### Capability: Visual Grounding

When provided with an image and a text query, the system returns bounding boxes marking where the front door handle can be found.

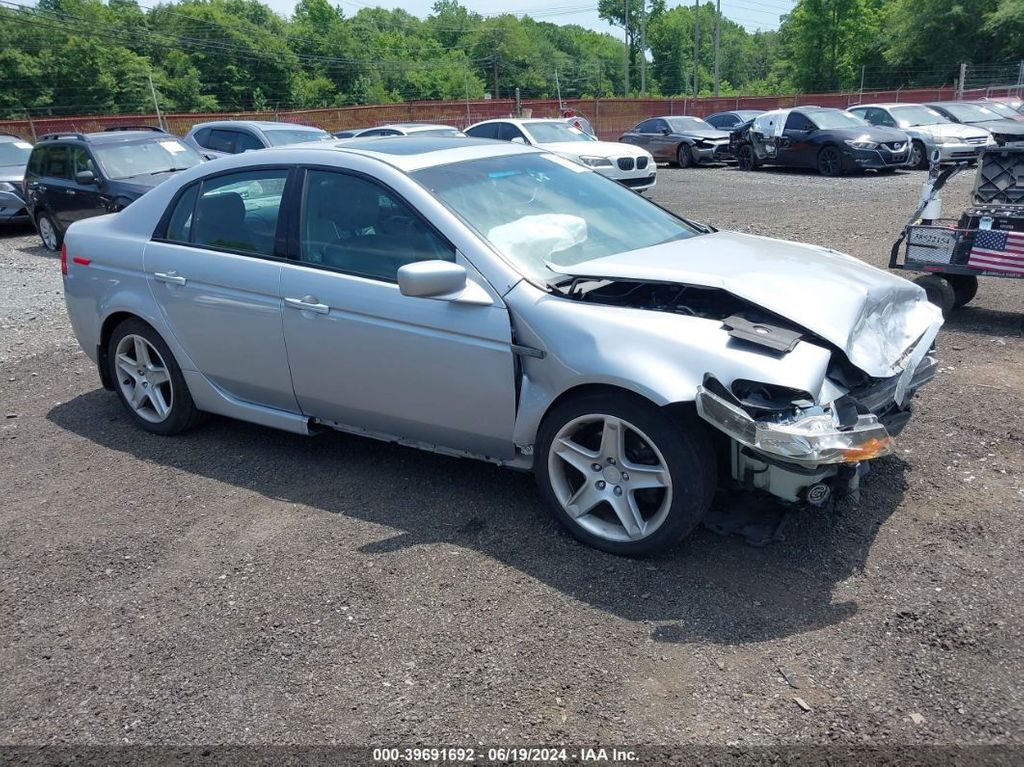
[154,271,187,286]
[284,296,330,315]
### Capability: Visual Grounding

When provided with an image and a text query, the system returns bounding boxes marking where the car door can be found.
[648,119,678,161]
[33,144,75,228]
[144,167,299,411]
[780,111,816,167]
[279,167,518,460]
[64,146,105,223]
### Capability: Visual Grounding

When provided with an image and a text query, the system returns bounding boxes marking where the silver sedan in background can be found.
[849,103,993,168]
[60,138,941,556]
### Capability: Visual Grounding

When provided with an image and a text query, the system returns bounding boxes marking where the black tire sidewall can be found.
[677,144,693,168]
[36,210,62,251]
[910,140,927,170]
[914,274,956,316]
[817,146,843,176]
[534,392,716,557]
[107,318,200,435]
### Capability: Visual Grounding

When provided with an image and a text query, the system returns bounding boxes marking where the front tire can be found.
[676,143,695,168]
[108,318,202,435]
[817,145,844,176]
[535,392,716,556]
[36,211,62,251]
[909,140,928,170]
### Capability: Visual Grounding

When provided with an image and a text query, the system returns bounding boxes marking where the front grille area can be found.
[617,157,635,171]
[884,141,905,151]
[636,156,648,169]
[965,136,988,145]
[620,176,653,188]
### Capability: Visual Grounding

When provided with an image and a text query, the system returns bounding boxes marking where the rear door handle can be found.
[154,271,187,286]
[284,296,330,315]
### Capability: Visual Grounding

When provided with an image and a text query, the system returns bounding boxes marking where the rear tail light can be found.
[60,243,68,276]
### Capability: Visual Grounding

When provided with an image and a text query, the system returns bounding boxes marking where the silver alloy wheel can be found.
[38,215,57,250]
[114,334,174,423]
[547,413,673,543]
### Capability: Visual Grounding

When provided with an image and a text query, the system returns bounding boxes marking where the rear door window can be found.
[466,123,499,140]
[42,145,70,178]
[174,170,289,256]
[236,131,265,152]
[206,129,238,154]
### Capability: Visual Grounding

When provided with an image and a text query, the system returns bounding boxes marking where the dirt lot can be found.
[1,165,1022,750]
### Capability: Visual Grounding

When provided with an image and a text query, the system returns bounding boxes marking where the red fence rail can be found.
[1,86,1010,142]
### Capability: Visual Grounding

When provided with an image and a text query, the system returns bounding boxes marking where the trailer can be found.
[890,146,1024,314]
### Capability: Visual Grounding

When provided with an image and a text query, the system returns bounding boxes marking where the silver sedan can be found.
[60,137,942,555]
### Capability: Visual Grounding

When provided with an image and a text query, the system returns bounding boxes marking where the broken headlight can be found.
[695,383,892,466]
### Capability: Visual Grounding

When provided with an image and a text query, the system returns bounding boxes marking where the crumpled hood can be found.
[675,129,731,141]
[542,140,651,160]
[548,230,943,378]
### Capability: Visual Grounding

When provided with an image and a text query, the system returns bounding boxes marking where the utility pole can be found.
[713,0,720,96]
[693,0,700,98]
[493,56,500,101]
[859,64,865,103]
[957,62,967,100]
[465,69,472,125]
[624,0,630,96]
[147,73,164,131]
[640,3,646,95]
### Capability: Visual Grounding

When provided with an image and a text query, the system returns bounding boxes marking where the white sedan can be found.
[465,118,656,192]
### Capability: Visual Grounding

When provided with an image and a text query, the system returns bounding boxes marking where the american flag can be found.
[968,229,1024,275]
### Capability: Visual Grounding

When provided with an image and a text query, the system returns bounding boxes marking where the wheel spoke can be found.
[565,482,603,519]
[554,437,599,475]
[134,337,153,368]
[116,353,140,381]
[599,417,625,463]
[146,366,169,386]
[148,387,170,419]
[129,382,147,408]
[609,492,646,539]
[622,462,669,490]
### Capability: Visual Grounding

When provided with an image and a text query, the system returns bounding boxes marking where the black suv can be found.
[24,127,203,250]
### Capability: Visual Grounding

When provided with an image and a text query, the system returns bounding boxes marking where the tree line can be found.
[0,0,1021,119]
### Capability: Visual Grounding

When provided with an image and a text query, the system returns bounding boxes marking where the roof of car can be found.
[0,132,27,142]
[36,129,179,145]
[190,120,327,132]
[256,135,538,171]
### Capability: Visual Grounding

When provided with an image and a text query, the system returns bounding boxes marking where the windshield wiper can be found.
[150,167,189,175]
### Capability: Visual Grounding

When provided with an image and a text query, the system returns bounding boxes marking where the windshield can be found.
[0,140,32,166]
[93,139,202,179]
[413,153,699,283]
[890,105,948,127]
[980,102,1019,118]
[807,110,868,129]
[263,128,332,146]
[523,122,594,144]
[666,117,713,132]
[935,103,999,123]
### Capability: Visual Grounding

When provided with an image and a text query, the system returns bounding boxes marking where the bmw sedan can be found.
[60,137,941,556]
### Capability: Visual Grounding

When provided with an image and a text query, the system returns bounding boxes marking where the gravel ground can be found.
[1,166,1022,751]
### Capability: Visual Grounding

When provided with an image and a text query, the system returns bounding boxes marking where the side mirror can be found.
[398,260,467,299]
[75,170,96,184]
[661,127,671,135]
[510,136,526,145]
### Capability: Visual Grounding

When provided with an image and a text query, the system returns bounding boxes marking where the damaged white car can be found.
[61,137,942,556]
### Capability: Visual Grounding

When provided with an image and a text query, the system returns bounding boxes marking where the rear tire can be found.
[737,143,759,171]
[948,274,979,308]
[36,211,62,251]
[914,274,956,316]
[107,318,203,435]
[535,392,716,557]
